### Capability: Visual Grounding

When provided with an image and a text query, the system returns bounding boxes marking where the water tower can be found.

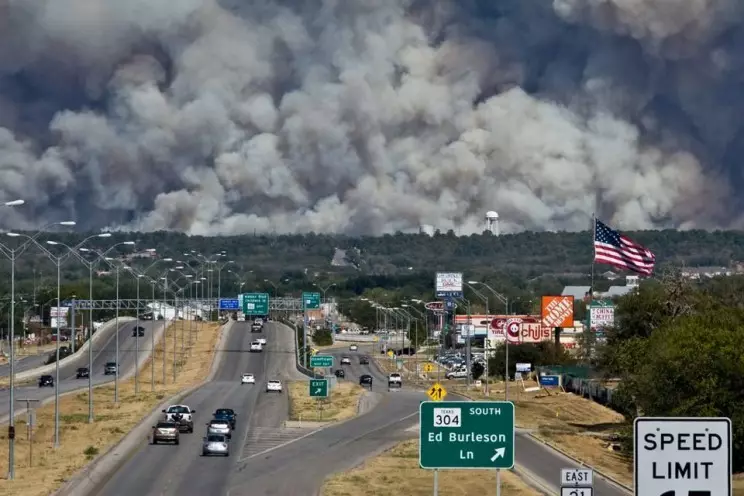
[485,211,500,236]
[419,224,435,236]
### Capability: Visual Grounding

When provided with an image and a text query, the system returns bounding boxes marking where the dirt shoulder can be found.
[0,321,223,496]
[321,439,539,496]
[288,380,365,422]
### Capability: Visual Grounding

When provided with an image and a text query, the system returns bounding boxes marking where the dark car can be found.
[397,347,416,356]
[334,369,345,378]
[213,408,237,430]
[76,367,89,379]
[104,362,118,375]
[132,326,146,337]
[359,374,373,388]
[38,375,54,387]
[359,356,369,365]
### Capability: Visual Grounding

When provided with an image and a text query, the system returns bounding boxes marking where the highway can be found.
[0,352,49,376]
[0,320,162,421]
[90,333,630,496]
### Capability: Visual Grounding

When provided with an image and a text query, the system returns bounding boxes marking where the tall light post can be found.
[124,255,172,395]
[313,282,336,319]
[264,279,279,298]
[46,236,131,423]
[468,281,509,400]
[215,259,234,310]
[162,270,192,382]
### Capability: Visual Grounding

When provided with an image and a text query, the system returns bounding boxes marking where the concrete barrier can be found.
[333,333,410,346]
[52,319,235,496]
[14,317,136,382]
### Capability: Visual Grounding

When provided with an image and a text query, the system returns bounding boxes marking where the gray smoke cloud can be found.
[0,0,741,235]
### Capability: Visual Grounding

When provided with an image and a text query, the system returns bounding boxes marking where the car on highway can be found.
[76,367,89,379]
[340,357,351,365]
[104,362,118,375]
[131,326,145,337]
[38,375,54,387]
[349,344,358,351]
[206,419,232,439]
[202,434,229,457]
[251,322,262,332]
[266,380,283,393]
[359,374,373,388]
[213,408,237,429]
[151,421,180,445]
[388,373,402,389]
[256,337,267,345]
[241,373,255,384]
[162,404,196,433]
[249,341,263,352]
[359,356,369,365]
[334,369,345,378]
[445,369,469,380]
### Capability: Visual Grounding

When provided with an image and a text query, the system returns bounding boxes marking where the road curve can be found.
[0,320,164,423]
[0,353,48,377]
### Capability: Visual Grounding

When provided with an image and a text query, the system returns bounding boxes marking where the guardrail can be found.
[279,319,322,379]
[14,317,136,382]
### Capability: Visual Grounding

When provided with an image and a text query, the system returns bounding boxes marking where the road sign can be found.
[539,375,560,386]
[560,488,592,496]
[561,468,593,486]
[310,355,333,368]
[373,336,379,342]
[423,363,434,373]
[427,383,447,401]
[309,379,329,398]
[240,293,270,315]
[387,350,394,358]
[302,292,321,310]
[218,298,240,310]
[634,417,731,496]
[419,400,515,469]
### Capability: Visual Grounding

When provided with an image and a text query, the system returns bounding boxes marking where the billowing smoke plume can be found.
[0,0,741,235]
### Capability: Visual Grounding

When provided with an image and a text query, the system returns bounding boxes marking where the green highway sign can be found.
[309,379,329,398]
[240,293,270,315]
[419,401,515,469]
[310,355,333,368]
[303,292,321,310]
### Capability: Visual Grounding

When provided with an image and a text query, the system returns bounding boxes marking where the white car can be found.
[266,380,283,393]
[249,341,263,352]
[341,357,351,365]
[202,434,229,457]
[349,344,358,351]
[241,373,255,384]
[207,419,232,439]
[257,337,267,345]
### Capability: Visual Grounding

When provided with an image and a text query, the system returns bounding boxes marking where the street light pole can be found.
[150,281,156,390]
[114,263,120,402]
[469,281,509,400]
[54,254,61,448]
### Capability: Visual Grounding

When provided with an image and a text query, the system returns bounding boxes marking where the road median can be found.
[0,320,227,496]
[287,380,365,424]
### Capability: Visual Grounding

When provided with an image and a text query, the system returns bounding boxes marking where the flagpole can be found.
[590,213,596,299]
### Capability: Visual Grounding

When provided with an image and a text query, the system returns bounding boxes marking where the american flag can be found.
[594,219,656,276]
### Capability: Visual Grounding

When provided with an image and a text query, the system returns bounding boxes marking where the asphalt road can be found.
[94,321,305,496]
[0,320,162,419]
[0,353,49,376]
[91,334,630,496]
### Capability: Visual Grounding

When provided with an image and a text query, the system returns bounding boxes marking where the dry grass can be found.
[288,380,364,422]
[0,320,223,496]
[734,474,744,495]
[321,439,538,496]
[457,382,631,485]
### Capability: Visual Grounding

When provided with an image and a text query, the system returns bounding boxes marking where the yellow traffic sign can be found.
[423,363,434,373]
[387,350,394,358]
[373,336,379,342]
[427,382,447,402]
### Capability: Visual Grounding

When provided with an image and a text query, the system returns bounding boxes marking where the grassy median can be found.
[288,380,364,422]
[0,320,223,496]
[321,439,537,496]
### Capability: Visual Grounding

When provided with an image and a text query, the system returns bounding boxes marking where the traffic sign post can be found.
[310,355,333,368]
[634,417,731,496]
[309,379,328,398]
[240,293,270,315]
[423,363,434,373]
[419,401,515,469]
[218,298,240,311]
[427,383,447,402]
[561,468,593,496]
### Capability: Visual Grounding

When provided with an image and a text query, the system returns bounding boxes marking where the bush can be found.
[471,362,485,380]
[312,329,333,346]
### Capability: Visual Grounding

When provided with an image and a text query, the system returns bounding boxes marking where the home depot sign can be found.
[541,296,574,328]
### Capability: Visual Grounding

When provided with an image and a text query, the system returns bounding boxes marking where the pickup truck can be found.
[388,373,402,389]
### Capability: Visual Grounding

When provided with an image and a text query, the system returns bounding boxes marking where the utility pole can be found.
[16,399,39,468]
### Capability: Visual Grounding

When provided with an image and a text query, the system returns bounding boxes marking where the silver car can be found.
[202,434,229,456]
[206,419,231,439]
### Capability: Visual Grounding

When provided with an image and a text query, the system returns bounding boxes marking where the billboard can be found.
[541,296,574,328]
[589,302,615,329]
[435,272,463,298]
[454,315,492,337]
[487,315,553,343]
